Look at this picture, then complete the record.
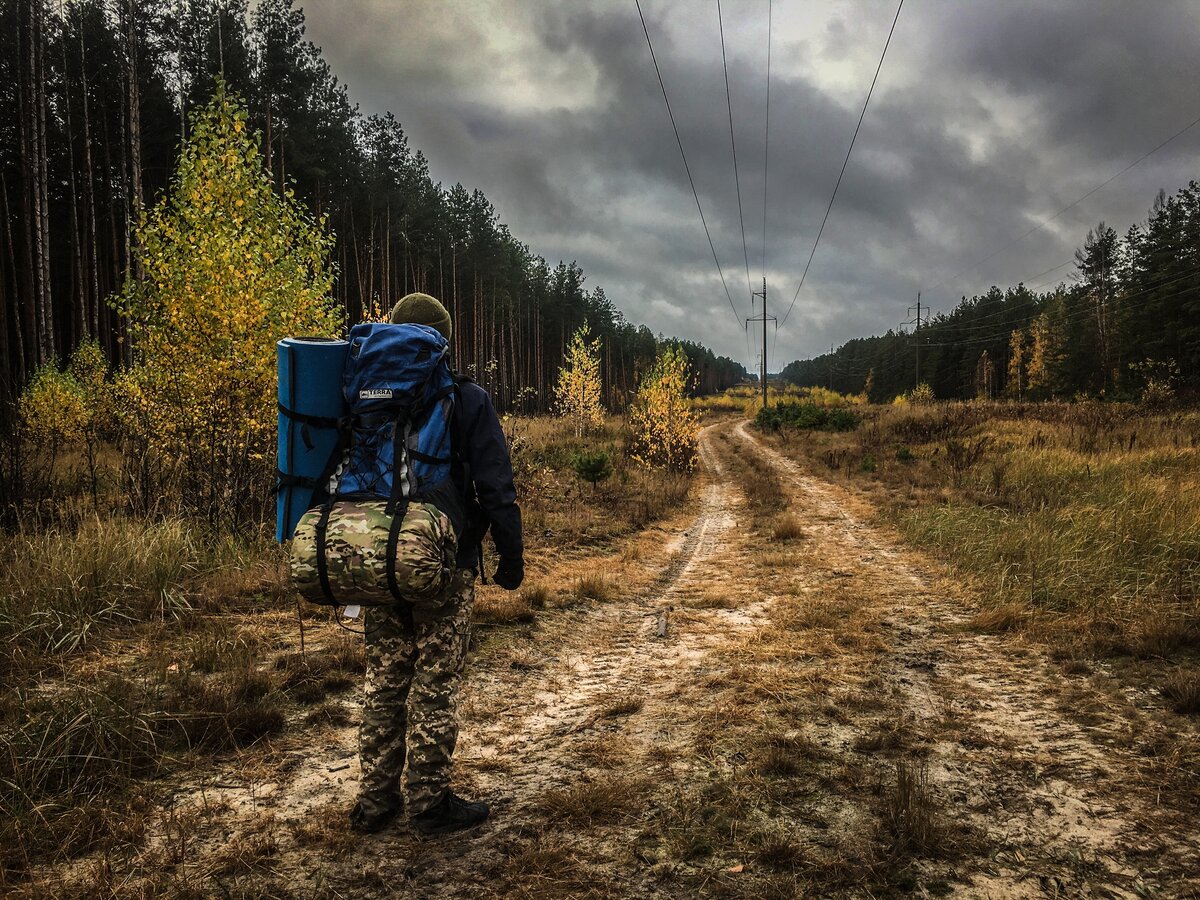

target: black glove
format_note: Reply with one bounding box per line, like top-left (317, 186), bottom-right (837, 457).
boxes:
top-left (492, 556), bottom-right (524, 591)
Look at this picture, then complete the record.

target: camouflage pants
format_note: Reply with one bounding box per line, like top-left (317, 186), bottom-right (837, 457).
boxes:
top-left (357, 568), bottom-right (475, 818)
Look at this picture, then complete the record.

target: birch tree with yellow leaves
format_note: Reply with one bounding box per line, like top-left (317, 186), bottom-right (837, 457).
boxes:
top-left (120, 83), bottom-right (340, 529)
top-left (628, 344), bottom-right (699, 472)
top-left (554, 323), bottom-right (605, 437)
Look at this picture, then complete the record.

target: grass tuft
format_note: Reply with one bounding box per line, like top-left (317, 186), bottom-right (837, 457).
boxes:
top-left (599, 692), bottom-right (644, 719)
top-left (1162, 668), bottom-right (1200, 715)
top-left (572, 574), bottom-right (616, 604)
top-left (772, 514), bottom-right (805, 542)
top-left (537, 775), bottom-right (651, 826)
top-left (880, 760), bottom-right (943, 859)
top-left (475, 592), bottom-right (537, 625)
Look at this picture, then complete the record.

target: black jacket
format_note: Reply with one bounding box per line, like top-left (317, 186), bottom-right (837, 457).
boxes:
top-left (452, 380), bottom-right (523, 570)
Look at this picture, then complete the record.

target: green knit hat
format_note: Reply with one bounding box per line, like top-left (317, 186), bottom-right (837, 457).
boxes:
top-left (388, 292), bottom-right (452, 340)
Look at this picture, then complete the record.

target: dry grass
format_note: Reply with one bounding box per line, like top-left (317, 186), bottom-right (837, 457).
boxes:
top-left (0, 517), bottom-right (286, 673)
top-left (288, 801), bottom-right (355, 852)
top-left (487, 832), bottom-right (615, 899)
top-left (210, 829), bottom-right (279, 877)
top-left (880, 760), bottom-right (944, 859)
top-left (764, 402), bottom-right (1200, 661)
top-left (510, 414), bottom-right (694, 546)
top-left (1162, 668), bottom-right (1200, 715)
top-left (273, 640), bottom-right (361, 705)
top-left (598, 691), bottom-right (644, 719)
top-left (572, 574), bottom-right (617, 604)
top-left (771, 514), bottom-right (805, 541)
top-left (520, 584), bottom-right (552, 609)
top-left (536, 774), bottom-right (652, 826)
top-left (475, 591), bottom-right (538, 625)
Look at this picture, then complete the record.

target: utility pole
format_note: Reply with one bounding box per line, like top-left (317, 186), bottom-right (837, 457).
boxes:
top-left (902, 293), bottom-right (926, 389)
top-left (828, 343), bottom-right (834, 390)
top-left (746, 277), bottom-right (775, 409)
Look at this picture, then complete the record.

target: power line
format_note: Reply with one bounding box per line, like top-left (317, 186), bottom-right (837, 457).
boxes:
top-left (761, 0), bottom-right (772, 281)
top-left (924, 110), bottom-right (1200, 300)
top-left (717, 0), bottom-right (752, 299)
top-left (780, 0), bottom-right (904, 327)
top-left (635, 0), bottom-right (743, 328)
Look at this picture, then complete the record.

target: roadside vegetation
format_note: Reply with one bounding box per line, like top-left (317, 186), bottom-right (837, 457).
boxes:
top-left (752, 391), bottom-right (1200, 702)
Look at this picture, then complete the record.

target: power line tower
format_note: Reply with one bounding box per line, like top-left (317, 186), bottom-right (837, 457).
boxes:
top-left (901, 292), bottom-right (927, 388)
top-left (747, 277), bottom-right (776, 409)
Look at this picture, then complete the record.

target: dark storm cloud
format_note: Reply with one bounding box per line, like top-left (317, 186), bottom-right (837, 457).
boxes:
top-left (299, 0), bottom-right (1200, 369)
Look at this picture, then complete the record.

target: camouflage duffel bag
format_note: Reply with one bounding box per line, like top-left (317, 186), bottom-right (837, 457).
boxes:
top-left (291, 500), bottom-right (457, 606)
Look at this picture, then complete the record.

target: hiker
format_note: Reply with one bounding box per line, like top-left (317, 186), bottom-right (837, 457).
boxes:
top-left (349, 291), bottom-right (524, 836)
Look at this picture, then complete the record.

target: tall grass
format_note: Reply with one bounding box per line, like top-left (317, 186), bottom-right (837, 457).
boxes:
top-left (0, 516), bottom-right (283, 671)
top-left (765, 401), bottom-right (1200, 658)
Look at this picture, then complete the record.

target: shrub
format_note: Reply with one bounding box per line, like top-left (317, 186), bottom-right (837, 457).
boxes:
top-left (572, 449), bottom-right (614, 488)
top-left (893, 383), bottom-right (935, 405)
top-left (756, 402), bottom-right (861, 432)
top-left (554, 323), bottom-right (605, 437)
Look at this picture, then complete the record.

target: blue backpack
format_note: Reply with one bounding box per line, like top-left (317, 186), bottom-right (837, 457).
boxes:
top-left (285, 323), bottom-right (475, 608)
top-left (334, 322), bottom-right (460, 508)
top-left (303, 322), bottom-right (470, 578)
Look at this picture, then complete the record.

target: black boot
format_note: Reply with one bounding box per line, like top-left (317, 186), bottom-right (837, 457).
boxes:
top-left (410, 791), bottom-right (489, 837)
top-left (349, 799), bottom-right (402, 834)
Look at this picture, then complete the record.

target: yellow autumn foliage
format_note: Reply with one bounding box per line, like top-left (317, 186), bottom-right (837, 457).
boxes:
top-left (19, 361), bottom-right (88, 450)
top-left (554, 323), bottom-right (605, 437)
top-left (120, 83), bottom-right (340, 525)
top-left (19, 340), bottom-right (114, 449)
top-left (628, 344), bottom-right (699, 472)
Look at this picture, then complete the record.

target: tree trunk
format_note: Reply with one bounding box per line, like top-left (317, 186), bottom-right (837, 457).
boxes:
top-left (79, 15), bottom-right (100, 339)
top-left (1, 173), bottom-right (22, 397)
top-left (23, 0), bottom-right (54, 365)
top-left (60, 21), bottom-right (85, 349)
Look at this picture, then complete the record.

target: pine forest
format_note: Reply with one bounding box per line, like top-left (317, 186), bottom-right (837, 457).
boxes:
top-left (0, 0), bottom-right (745, 416)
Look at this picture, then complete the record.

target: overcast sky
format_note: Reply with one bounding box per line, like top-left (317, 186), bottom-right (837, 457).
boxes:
top-left (299, 0), bottom-right (1200, 372)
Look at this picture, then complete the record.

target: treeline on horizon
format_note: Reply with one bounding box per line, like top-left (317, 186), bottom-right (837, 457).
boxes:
top-left (0, 0), bottom-right (745, 414)
top-left (782, 179), bottom-right (1200, 404)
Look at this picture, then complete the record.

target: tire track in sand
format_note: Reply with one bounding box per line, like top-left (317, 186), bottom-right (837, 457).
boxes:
top-left (459, 423), bottom-right (761, 812)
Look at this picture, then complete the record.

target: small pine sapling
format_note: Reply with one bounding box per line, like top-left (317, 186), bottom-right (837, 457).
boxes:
top-left (572, 449), bottom-right (614, 489)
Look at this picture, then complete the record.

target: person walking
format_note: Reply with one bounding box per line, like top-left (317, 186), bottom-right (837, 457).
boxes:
top-left (350, 292), bottom-right (524, 837)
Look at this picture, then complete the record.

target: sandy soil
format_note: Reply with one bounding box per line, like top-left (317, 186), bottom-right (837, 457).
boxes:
top-left (68, 418), bottom-right (1199, 898)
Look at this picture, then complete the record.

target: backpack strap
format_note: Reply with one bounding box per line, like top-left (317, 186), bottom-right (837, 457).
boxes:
top-left (279, 403), bottom-right (341, 452)
top-left (385, 498), bottom-right (411, 601)
top-left (275, 472), bottom-right (322, 492)
top-left (314, 499), bottom-right (337, 605)
top-left (383, 413), bottom-right (409, 517)
top-left (448, 377), bottom-right (486, 578)
top-left (278, 403), bottom-right (340, 429)
top-left (309, 416), bottom-right (353, 507)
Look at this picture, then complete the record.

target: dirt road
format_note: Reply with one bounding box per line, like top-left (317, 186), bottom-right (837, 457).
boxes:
top-left (149, 419), bottom-right (1200, 898)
